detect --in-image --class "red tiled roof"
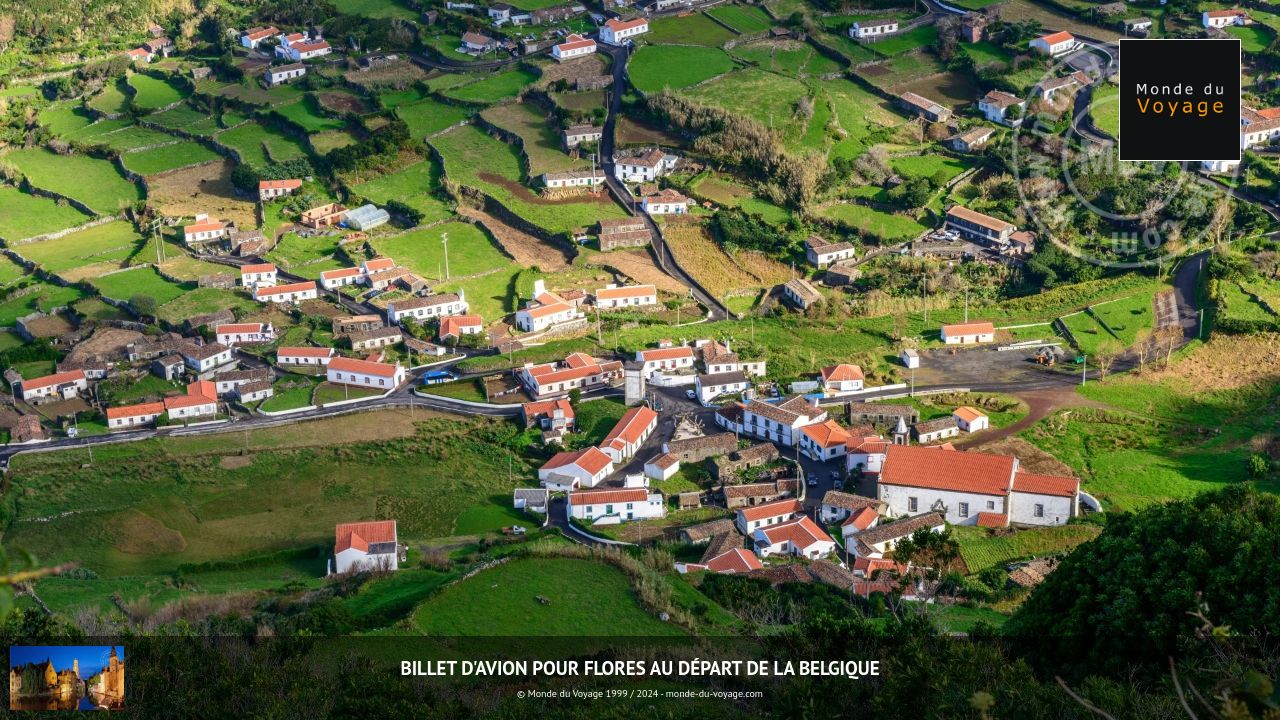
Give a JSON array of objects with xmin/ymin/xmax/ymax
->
[
  {"xmin": 184, "ymin": 221, "xmax": 226, "ymax": 234},
  {"xmin": 524, "ymin": 398, "xmax": 574, "ymax": 419},
  {"xmin": 842, "ymin": 506, "xmax": 880, "ymax": 531},
  {"xmin": 569, "ymin": 487, "xmax": 648, "ymax": 506},
  {"xmin": 335, "ymin": 520, "xmax": 396, "ymax": 554},
  {"xmin": 1037, "ymin": 30, "xmax": 1075, "ymax": 44},
  {"xmin": 321, "ymin": 267, "xmax": 362, "ymax": 280},
  {"xmin": 976, "ymin": 512, "xmax": 1008, "ymax": 528},
  {"xmin": 941, "ymin": 321, "xmax": 996, "ymax": 336},
  {"xmin": 543, "ymin": 447, "xmax": 613, "ymax": 475},
  {"xmin": 364, "ymin": 257, "xmax": 396, "ymax": 272},
  {"xmin": 639, "ymin": 346, "xmax": 693, "ymax": 362},
  {"xmin": 800, "ymin": 419, "xmax": 851, "ymax": 448},
  {"xmin": 256, "ymin": 281, "xmax": 316, "ymax": 298},
  {"xmin": 244, "ymin": 26, "xmax": 278, "ymax": 41},
  {"xmin": 601, "ymin": 406, "xmax": 658, "ymax": 448},
  {"xmin": 524, "ymin": 301, "xmax": 575, "ymax": 319},
  {"xmin": 821, "ymin": 364, "xmax": 864, "ymax": 383},
  {"xmin": 21, "ymin": 369, "xmax": 86, "ymax": 391},
  {"xmin": 953, "ymin": 406, "xmax": 987, "ymax": 423},
  {"xmin": 556, "ymin": 33, "xmax": 596, "ymax": 51},
  {"xmin": 1012, "ymin": 471, "xmax": 1079, "ymax": 497},
  {"xmin": 947, "ymin": 205, "xmax": 1015, "ymax": 233},
  {"xmin": 329, "ymin": 356, "xmax": 400, "ymax": 378},
  {"xmin": 292, "ymin": 40, "xmax": 330, "ymax": 53},
  {"xmin": 439, "ymin": 315, "xmax": 482, "ymax": 338},
  {"xmin": 853, "ymin": 556, "xmax": 905, "ymax": 578},
  {"xmin": 105, "ymin": 401, "xmax": 165, "ymax": 420},
  {"xmin": 605, "ymin": 17, "xmax": 648, "ymax": 32},
  {"xmin": 597, "ymin": 284, "xmax": 656, "ymax": 300},
  {"xmin": 217, "ymin": 323, "xmax": 266, "ymax": 334},
  {"xmin": 758, "ymin": 515, "xmax": 832, "ymax": 550},
  {"xmin": 278, "ymin": 346, "xmax": 333, "ymax": 358},
  {"xmin": 258, "ymin": 179, "xmax": 302, "ymax": 191},
  {"xmin": 705, "ymin": 548, "xmax": 762, "ymax": 574},
  {"xmin": 738, "ymin": 498, "xmax": 804, "ymax": 523},
  {"xmin": 1205, "ymin": 9, "xmax": 1247, "ymax": 18},
  {"xmin": 880, "ymin": 444, "xmax": 1015, "ymax": 496},
  {"xmin": 242, "ymin": 262, "xmax": 275, "ymax": 274}
]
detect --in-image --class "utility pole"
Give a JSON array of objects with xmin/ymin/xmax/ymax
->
[
  {"xmin": 1199, "ymin": 308, "xmax": 1204, "ymax": 340},
  {"xmin": 441, "ymin": 232, "xmax": 450, "ymax": 280},
  {"xmin": 964, "ymin": 289, "xmax": 969, "ymax": 323},
  {"xmin": 1081, "ymin": 355, "xmax": 1087, "ymax": 386}
]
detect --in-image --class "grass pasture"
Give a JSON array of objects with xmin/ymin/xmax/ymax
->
[
  {"xmin": 690, "ymin": 173, "xmax": 790, "ymax": 224},
  {"xmin": 0, "ymin": 284, "xmax": 87, "ymax": 326},
  {"xmin": 629, "ymin": 45, "xmax": 736, "ymax": 93},
  {"xmin": 440, "ymin": 68, "xmax": 537, "ymax": 104},
  {"xmin": 1, "ymin": 148, "xmax": 142, "ymax": 214},
  {"xmin": 953, "ymin": 524, "xmax": 1103, "ymax": 573},
  {"xmin": 146, "ymin": 103, "xmax": 225, "ymax": 136},
  {"xmin": 91, "ymin": 266, "xmax": 188, "ymax": 305},
  {"xmin": 12, "ymin": 220, "xmax": 142, "ymax": 279},
  {"xmin": 266, "ymin": 233, "xmax": 343, "ymax": 274},
  {"xmin": 414, "ymin": 557, "xmax": 682, "ymax": 636},
  {"xmin": 128, "ymin": 73, "xmax": 187, "ymax": 111},
  {"xmin": 646, "ymin": 13, "xmax": 737, "ymax": 46},
  {"xmin": 1090, "ymin": 81, "xmax": 1119, "ymax": 139},
  {"xmin": 482, "ymin": 102, "xmax": 586, "ymax": 175},
  {"xmin": 84, "ymin": 125, "xmax": 176, "ymax": 152},
  {"xmin": 0, "ymin": 186, "xmax": 92, "ymax": 241},
  {"xmin": 348, "ymin": 158, "xmax": 453, "ymax": 224},
  {"xmin": 1227, "ymin": 24, "xmax": 1273, "ymax": 53},
  {"xmin": 275, "ymin": 96, "xmax": 345, "ymax": 133},
  {"xmin": 819, "ymin": 202, "xmax": 929, "ymax": 242},
  {"xmin": 707, "ymin": 5, "xmax": 773, "ymax": 33},
  {"xmin": 332, "ymin": 0, "xmax": 418, "ymax": 19},
  {"xmin": 369, "ymin": 222, "xmax": 508, "ymax": 280},
  {"xmin": 121, "ymin": 141, "xmax": 220, "ymax": 175},
  {"xmin": 396, "ymin": 97, "xmax": 472, "ymax": 138},
  {"xmin": 215, "ymin": 121, "xmax": 309, "ymax": 167},
  {"xmin": 679, "ymin": 68, "xmax": 822, "ymax": 152}
]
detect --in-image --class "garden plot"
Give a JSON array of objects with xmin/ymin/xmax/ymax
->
[
  {"xmin": 690, "ymin": 173, "xmax": 791, "ymax": 225},
  {"xmin": 629, "ymin": 45, "xmax": 736, "ymax": 93},
  {"xmin": 0, "ymin": 186, "xmax": 92, "ymax": 241},
  {"xmin": 11, "ymin": 220, "xmax": 142, "ymax": 280},
  {"xmin": 1, "ymin": 148, "xmax": 142, "ymax": 214},
  {"xmin": 441, "ymin": 68, "xmax": 538, "ymax": 105},
  {"xmin": 396, "ymin": 97, "xmax": 472, "ymax": 138},
  {"xmin": 349, "ymin": 157, "xmax": 453, "ymax": 224},
  {"xmin": 122, "ymin": 141, "xmax": 221, "ymax": 176},
  {"xmin": 482, "ymin": 102, "xmax": 589, "ymax": 175},
  {"xmin": 215, "ymin": 121, "xmax": 309, "ymax": 167},
  {"xmin": 662, "ymin": 222, "xmax": 791, "ymax": 302},
  {"xmin": 146, "ymin": 103, "xmax": 226, "ymax": 136},
  {"xmin": 147, "ymin": 160, "xmax": 258, "ymax": 229},
  {"xmin": 369, "ymin": 222, "xmax": 510, "ymax": 280},
  {"xmin": 430, "ymin": 124, "xmax": 629, "ymax": 235},
  {"xmin": 707, "ymin": 4, "xmax": 773, "ymax": 34}
]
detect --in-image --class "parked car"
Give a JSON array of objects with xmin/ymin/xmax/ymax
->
[
  {"xmin": 806, "ymin": 477, "xmax": 818, "ymax": 487},
  {"xmin": 685, "ymin": 389, "xmax": 696, "ymax": 399}
]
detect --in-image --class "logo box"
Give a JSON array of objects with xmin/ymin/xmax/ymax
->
[{"xmin": 1118, "ymin": 38, "xmax": 1241, "ymax": 162}]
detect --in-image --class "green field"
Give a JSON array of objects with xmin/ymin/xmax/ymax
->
[
  {"xmin": 1, "ymin": 148, "xmax": 142, "ymax": 214},
  {"xmin": 819, "ymin": 202, "xmax": 929, "ymax": 242},
  {"xmin": 1227, "ymin": 24, "xmax": 1274, "ymax": 53},
  {"xmin": 1087, "ymin": 290, "xmax": 1157, "ymax": 348},
  {"xmin": 820, "ymin": 77, "xmax": 902, "ymax": 160},
  {"xmin": 128, "ymin": 73, "xmax": 188, "ymax": 111},
  {"xmin": 84, "ymin": 124, "xmax": 176, "ymax": 152},
  {"xmin": 430, "ymin": 124, "xmax": 629, "ymax": 234},
  {"xmin": 441, "ymin": 68, "xmax": 537, "ymax": 104},
  {"xmin": 38, "ymin": 103, "xmax": 96, "ymax": 137},
  {"xmin": 629, "ymin": 45, "xmax": 736, "ymax": 93},
  {"xmin": 122, "ymin": 141, "xmax": 221, "ymax": 175},
  {"xmin": 866, "ymin": 25, "xmax": 938, "ymax": 56},
  {"xmin": 0, "ymin": 185, "xmax": 92, "ymax": 241},
  {"xmin": 732, "ymin": 39, "xmax": 843, "ymax": 77},
  {"xmin": 2, "ymin": 413, "xmax": 540, "ymax": 577},
  {"xmin": 369, "ymin": 222, "xmax": 508, "ymax": 280},
  {"xmin": 414, "ymin": 557, "xmax": 683, "ymax": 636},
  {"xmin": 156, "ymin": 287, "xmax": 259, "ymax": 324},
  {"xmin": 679, "ymin": 68, "xmax": 821, "ymax": 151},
  {"xmin": 1090, "ymin": 81, "xmax": 1119, "ymax": 139},
  {"xmin": 215, "ymin": 122, "xmax": 309, "ymax": 167},
  {"xmin": 690, "ymin": 173, "xmax": 791, "ymax": 224},
  {"xmin": 0, "ymin": 283, "xmax": 87, "ymax": 326},
  {"xmin": 311, "ymin": 130, "xmax": 360, "ymax": 154},
  {"xmin": 91, "ymin": 266, "xmax": 188, "ymax": 305},
  {"xmin": 378, "ymin": 87, "xmax": 427, "ymax": 109},
  {"xmin": 482, "ymin": 102, "xmax": 588, "ymax": 175},
  {"xmin": 146, "ymin": 103, "xmax": 226, "ymax": 136},
  {"xmin": 707, "ymin": 4, "xmax": 774, "ymax": 33},
  {"xmin": 276, "ymin": 96, "xmax": 346, "ymax": 132},
  {"xmin": 88, "ymin": 80, "xmax": 131, "ymax": 115},
  {"xmin": 890, "ymin": 154, "xmax": 971, "ymax": 182},
  {"xmin": 647, "ymin": 13, "xmax": 737, "ymax": 46},
  {"xmin": 13, "ymin": 220, "xmax": 141, "ymax": 276},
  {"xmin": 395, "ymin": 97, "xmax": 473, "ymax": 138},
  {"xmin": 953, "ymin": 524, "xmax": 1103, "ymax": 573},
  {"xmin": 332, "ymin": 0, "xmax": 418, "ymax": 19},
  {"xmin": 266, "ymin": 233, "xmax": 344, "ymax": 275},
  {"xmin": 349, "ymin": 158, "xmax": 453, "ymax": 224}
]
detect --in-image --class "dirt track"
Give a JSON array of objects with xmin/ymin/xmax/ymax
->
[
  {"xmin": 957, "ymin": 388, "xmax": 1109, "ymax": 450},
  {"xmin": 456, "ymin": 206, "xmax": 570, "ymax": 270}
]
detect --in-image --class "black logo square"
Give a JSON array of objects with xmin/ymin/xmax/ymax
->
[{"xmin": 1118, "ymin": 39, "xmax": 1240, "ymax": 162}]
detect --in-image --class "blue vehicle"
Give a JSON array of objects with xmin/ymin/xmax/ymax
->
[{"xmin": 421, "ymin": 370, "xmax": 455, "ymax": 386}]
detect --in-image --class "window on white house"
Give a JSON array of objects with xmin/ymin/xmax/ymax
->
[
  {"xmin": 1034, "ymin": 504, "xmax": 1044, "ymax": 518},
  {"xmin": 986, "ymin": 500, "xmax": 995, "ymax": 510},
  {"xmin": 959, "ymin": 502, "xmax": 969, "ymax": 518},
  {"xmin": 908, "ymin": 497, "xmax": 917, "ymax": 512}
]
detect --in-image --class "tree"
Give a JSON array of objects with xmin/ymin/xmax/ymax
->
[
  {"xmin": 129, "ymin": 294, "xmax": 158, "ymax": 317},
  {"xmin": 1005, "ymin": 486, "xmax": 1280, "ymax": 681},
  {"xmin": 889, "ymin": 526, "xmax": 960, "ymax": 612}
]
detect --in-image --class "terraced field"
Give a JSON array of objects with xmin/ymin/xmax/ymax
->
[{"xmin": 0, "ymin": 148, "xmax": 142, "ymax": 214}]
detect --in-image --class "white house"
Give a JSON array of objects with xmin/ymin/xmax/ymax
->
[
  {"xmin": 180, "ymin": 342, "xmax": 234, "ymax": 373},
  {"xmin": 753, "ymin": 516, "xmax": 836, "ymax": 559},
  {"xmin": 641, "ymin": 189, "xmax": 690, "ymax": 215},
  {"xmin": 241, "ymin": 26, "xmax": 279, "ymax": 49},
  {"xmin": 552, "ymin": 33, "xmax": 596, "ymax": 61},
  {"xmin": 799, "ymin": 419, "xmax": 852, "ymax": 462},
  {"xmin": 695, "ymin": 370, "xmax": 749, "ymax": 405},
  {"xmin": 332, "ymin": 520, "xmax": 399, "ymax": 575},
  {"xmin": 734, "ymin": 498, "xmax": 804, "ymax": 535},
  {"xmin": 568, "ymin": 487, "xmax": 665, "ymax": 524},
  {"xmin": 614, "ymin": 148, "xmax": 676, "ymax": 183},
  {"xmin": 696, "ymin": 339, "xmax": 766, "ymax": 377},
  {"xmin": 600, "ymin": 17, "xmax": 649, "ymax": 46},
  {"xmin": 439, "ymin": 315, "xmax": 484, "ymax": 341},
  {"xmin": 845, "ymin": 431, "xmax": 891, "ymax": 475},
  {"xmin": 538, "ymin": 447, "xmax": 615, "ymax": 490},
  {"xmin": 1203, "ymin": 9, "xmax": 1248, "ymax": 28},
  {"xmin": 106, "ymin": 401, "xmax": 165, "ymax": 429},
  {"xmin": 258, "ymin": 179, "xmax": 302, "ymax": 202},
  {"xmin": 900, "ymin": 348, "xmax": 920, "ymax": 369},
  {"xmin": 1028, "ymin": 30, "xmax": 1078, "ymax": 56},
  {"xmin": 320, "ymin": 267, "xmax": 364, "ymax": 290},
  {"xmin": 635, "ymin": 345, "xmax": 695, "ymax": 377},
  {"xmin": 1202, "ymin": 158, "xmax": 1242, "ymax": 173},
  {"xmin": 543, "ymin": 169, "xmax": 606, "ymax": 189},
  {"xmin": 215, "ymin": 322, "xmax": 276, "ymax": 346},
  {"xmin": 644, "ymin": 452, "xmax": 680, "ymax": 481},
  {"xmin": 782, "ymin": 278, "xmax": 822, "ymax": 310},
  {"xmin": 276, "ymin": 33, "xmax": 331, "ymax": 61},
  {"xmin": 940, "ymin": 321, "xmax": 995, "ymax": 344},
  {"xmin": 562, "ymin": 124, "xmax": 602, "ymax": 149},
  {"xmin": 740, "ymin": 395, "xmax": 827, "ymax": 447},
  {"xmin": 255, "ymin": 281, "xmax": 318, "ymax": 304},
  {"xmin": 326, "ymin": 356, "xmax": 405, "ymax": 390},
  {"xmin": 488, "ymin": 2, "xmax": 513, "ymax": 22},
  {"xmin": 387, "ymin": 292, "xmax": 468, "ymax": 325},
  {"xmin": 979, "ymin": 90, "xmax": 1026, "ymax": 126},
  {"xmin": 850, "ymin": 18, "xmax": 899, "ymax": 39},
  {"xmin": 515, "ymin": 284, "xmax": 585, "ymax": 333},
  {"xmin": 805, "ymin": 236, "xmax": 857, "ymax": 268},
  {"xmin": 915, "ymin": 417, "xmax": 959, "ymax": 443},
  {"xmin": 599, "ymin": 405, "xmax": 659, "ymax": 463},
  {"xmin": 595, "ymin": 284, "xmax": 657, "ymax": 310},
  {"xmin": 953, "ymin": 406, "xmax": 989, "ymax": 433},
  {"xmin": 818, "ymin": 490, "xmax": 883, "ymax": 526},
  {"xmin": 266, "ymin": 63, "xmax": 306, "ymax": 86},
  {"xmin": 163, "ymin": 380, "xmax": 219, "ymax": 420},
  {"xmin": 877, "ymin": 444, "xmax": 1079, "ymax": 527},
  {"xmin": 277, "ymin": 346, "xmax": 335, "ymax": 367},
  {"xmin": 846, "ymin": 511, "xmax": 945, "ymax": 559},
  {"xmin": 819, "ymin": 363, "xmax": 864, "ymax": 394},
  {"xmin": 517, "ymin": 353, "xmax": 621, "ymax": 400},
  {"xmin": 1240, "ymin": 106, "xmax": 1280, "ymax": 150},
  {"xmin": 183, "ymin": 216, "xmax": 232, "ymax": 245},
  {"xmin": 19, "ymin": 369, "xmax": 88, "ymax": 402},
  {"xmin": 236, "ymin": 379, "xmax": 274, "ymax": 403}
]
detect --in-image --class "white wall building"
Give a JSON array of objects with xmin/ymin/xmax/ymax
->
[
  {"xmin": 595, "ymin": 284, "xmax": 657, "ymax": 310},
  {"xmin": 568, "ymin": 488, "xmax": 665, "ymax": 523},
  {"xmin": 600, "ymin": 17, "xmax": 649, "ymax": 46},
  {"xmin": 538, "ymin": 447, "xmax": 614, "ymax": 490},
  {"xmin": 332, "ymin": 520, "xmax": 399, "ymax": 575},
  {"xmin": 326, "ymin": 357, "xmax": 405, "ymax": 390}
]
